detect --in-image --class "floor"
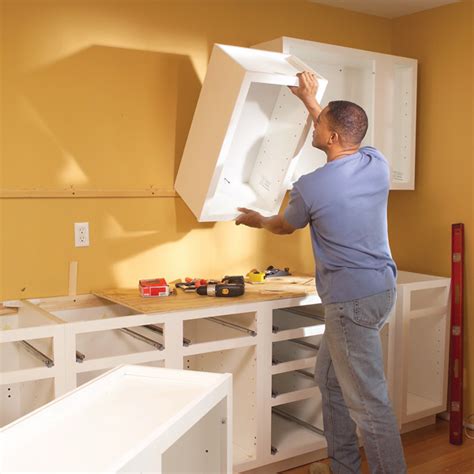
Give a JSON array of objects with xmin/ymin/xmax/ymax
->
[{"xmin": 282, "ymin": 420, "xmax": 474, "ymax": 473}]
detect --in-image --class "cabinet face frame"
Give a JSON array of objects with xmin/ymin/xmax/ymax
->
[
  {"xmin": 253, "ymin": 36, "xmax": 418, "ymax": 190},
  {"xmin": 0, "ymin": 303, "xmax": 67, "ymax": 426},
  {"xmin": 175, "ymin": 43, "xmax": 327, "ymax": 222}
]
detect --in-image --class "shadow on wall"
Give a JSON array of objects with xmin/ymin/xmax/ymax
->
[
  {"xmin": 23, "ymin": 44, "xmax": 201, "ymax": 188},
  {"xmin": 0, "ymin": 44, "xmax": 220, "ymax": 297},
  {"xmin": 21, "ymin": 44, "xmax": 214, "ymax": 234}
]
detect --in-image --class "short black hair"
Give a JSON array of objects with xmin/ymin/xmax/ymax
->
[{"xmin": 325, "ymin": 100, "xmax": 368, "ymax": 145}]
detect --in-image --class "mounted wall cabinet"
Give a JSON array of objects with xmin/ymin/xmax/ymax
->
[
  {"xmin": 254, "ymin": 37, "xmax": 418, "ymax": 190},
  {"xmin": 175, "ymin": 44, "xmax": 327, "ymax": 222}
]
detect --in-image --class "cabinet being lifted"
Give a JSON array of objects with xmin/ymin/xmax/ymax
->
[
  {"xmin": 175, "ymin": 44, "xmax": 328, "ymax": 222},
  {"xmin": 175, "ymin": 39, "xmax": 417, "ymax": 222}
]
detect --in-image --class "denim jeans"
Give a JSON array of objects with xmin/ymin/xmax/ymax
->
[{"xmin": 314, "ymin": 288, "xmax": 406, "ymax": 474}]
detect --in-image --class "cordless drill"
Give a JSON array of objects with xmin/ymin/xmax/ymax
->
[{"xmin": 196, "ymin": 275, "xmax": 245, "ymax": 297}]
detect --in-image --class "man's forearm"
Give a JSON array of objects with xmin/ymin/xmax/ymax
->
[
  {"xmin": 235, "ymin": 207, "xmax": 296, "ymax": 234},
  {"xmin": 261, "ymin": 215, "xmax": 295, "ymax": 235},
  {"xmin": 304, "ymin": 98, "xmax": 322, "ymax": 122}
]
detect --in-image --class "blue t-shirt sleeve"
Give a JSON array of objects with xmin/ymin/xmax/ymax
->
[{"xmin": 284, "ymin": 185, "xmax": 310, "ymax": 229}]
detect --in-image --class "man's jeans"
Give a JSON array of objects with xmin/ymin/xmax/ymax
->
[{"xmin": 314, "ymin": 288, "xmax": 406, "ymax": 474}]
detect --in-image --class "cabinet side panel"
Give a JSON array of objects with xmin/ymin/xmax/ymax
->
[
  {"xmin": 175, "ymin": 46, "xmax": 245, "ymax": 220},
  {"xmin": 161, "ymin": 399, "xmax": 227, "ymax": 473}
]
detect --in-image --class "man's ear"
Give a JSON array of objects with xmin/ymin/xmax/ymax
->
[{"xmin": 328, "ymin": 131, "xmax": 339, "ymax": 145}]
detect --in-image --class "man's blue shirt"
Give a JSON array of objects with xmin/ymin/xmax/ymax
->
[{"xmin": 284, "ymin": 146, "xmax": 397, "ymax": 304}]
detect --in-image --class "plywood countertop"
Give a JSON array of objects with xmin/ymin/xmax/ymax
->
[{"xmin": 95, "ymin": 276, "xmax": 318, "ymax": 314}]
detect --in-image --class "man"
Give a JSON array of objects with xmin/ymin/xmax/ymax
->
[{"xmin": 236, "ymin": 72, "xmax": 406, "ymax": 474}]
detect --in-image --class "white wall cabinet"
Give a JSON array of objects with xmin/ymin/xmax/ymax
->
[
  {"xmin": 0, "ymin": 365, "xmax": 232, "ymax": 473},
  {"xmin": 175, "ymin": 44, "xmax": 327, "ymax": 222},
  {"xmin": 176, "ymin": 39, "xmax": 417, "ymax": 223},
  {"xmin": 253, "ymin": 37, "xmax": 418, "ymax": 190},
  {"xmin": 0, "ymin": 271, "xmax": 449, "ymax": 473}
]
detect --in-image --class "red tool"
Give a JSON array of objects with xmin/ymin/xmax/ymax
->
[
  {"xmin": 176, "ymin": 277, "xmax": 213, "ymax": 292},
  {"xmin": 139, "ymin": 278, "xmax": 170, "ymax": 297},
  {"xmin": 185, "ymin": 277, "xmax": 208, "ymax": 288},
  {"xmin": 449, "ymin": 223, "xmax": 464, "ymax": 445}
]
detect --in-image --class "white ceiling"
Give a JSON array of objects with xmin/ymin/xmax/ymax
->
[{"xmin": 309, "ymin": 0, "xmax": 460, "ymax": 18}]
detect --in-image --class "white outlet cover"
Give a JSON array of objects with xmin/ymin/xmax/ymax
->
[{"xmin": 74, "ymin": 222, "xmax": 90, "ymax": 247}]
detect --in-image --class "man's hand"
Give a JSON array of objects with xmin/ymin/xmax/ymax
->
[
  {"xmin": 289, "ymin": 71, "xmax": 319, "ymax": 106},
  {"xmin": 235, "ymin": 207, "xmax": 263, "ymax": 228}
]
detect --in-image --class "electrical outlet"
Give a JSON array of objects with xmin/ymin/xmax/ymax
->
[{"xmin": 74, "ymin": 222, "xmax": 90, "ymax": 247}]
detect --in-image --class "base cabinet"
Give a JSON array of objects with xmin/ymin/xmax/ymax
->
[
  {"xmin": 0, "ymin": 271, "xmax": 450, "ymax": 472},
  {"xmin": 394, "ymin": 271, "xmax": 451, "ymax": 424},
  {"xmin": 1, "ymin": 365, "xmax": 232, "ymax": 473}
]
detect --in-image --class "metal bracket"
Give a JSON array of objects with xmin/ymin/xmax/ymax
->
[
  {"xmin": 120, "ymin": 328, "xmax": 164, "ymax": 350},
  {"xmin": 272, "ymin": 407, "xmax": 324, "ymax": 436},
  {"xmin": 207, "ymin": 317, "xmax": 257, "ymax": 337},
  {"xmin": 290, "ymin": 339, "xmax": 320, "ymax": 351},
  {"xmin": 143, "ymin": 324, "xmax": 191, "ymax": 347},
  {"xmin": 18, "ymin": 341, "xmax": 54, "ymax": 368}
]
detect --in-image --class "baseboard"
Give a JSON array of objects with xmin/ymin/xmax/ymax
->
[
  {"xmin": 401, "ymin": 415, "xmax": 436, "ymax": 434},
  {"xmin": 436, "ymin": 411, "xmax": 474, "ymax": 430}
]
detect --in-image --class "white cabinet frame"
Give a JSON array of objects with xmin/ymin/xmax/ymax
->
[
  {"xmin": 0, "ymin": 270, "xmax": 450, "ymax": 472},
  {"xmin": 253, "ymin": 37, "xmax": 418, "ymax": 190},
  {"xmin": 175, "ymin": 43, "xmax": 327, "ymax": 222},
  {"xmin": 394, "ymin": 272, "xmax": 451, "ymax": 424},
  {"xmin": 1, "ymin": 365, "xmax": 232, "ymax": 473}
]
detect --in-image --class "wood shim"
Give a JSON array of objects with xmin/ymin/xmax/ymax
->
[{"xmin": 69, "ymin": 261, "xmax": 78, "ymax": 297}]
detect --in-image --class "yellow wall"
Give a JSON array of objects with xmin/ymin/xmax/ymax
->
[
  {"xmin": 390, "ymin": 0, "xmax": 473, "ymax": 419},
  {"xmin": 0, "ymin": 0, "xmax": 391, "ymax": 299},
  {"xmin": 0, "ymin": 0, "xmax": 473, "ymax": 415}
]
